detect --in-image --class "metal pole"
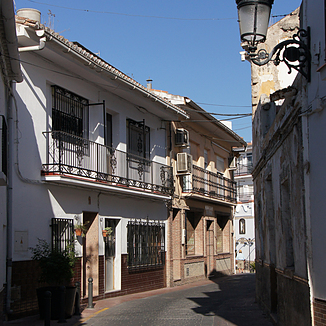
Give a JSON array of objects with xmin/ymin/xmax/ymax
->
[{"xmin": 87, "ymin": 277, "xmax": 94, "ymax": 308}]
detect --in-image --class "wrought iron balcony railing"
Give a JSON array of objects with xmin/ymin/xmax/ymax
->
[
  {"xmin": 237, "ymin": 192, "xmax": 254, "ymax": 203},
  {"xmin": 42, "ymin": 131, "xmax": 173, "ymax": 196},
  {"xmin": 181, "ymin": 165, "xmax": 237, "ymax": 203},
  {"xmin": 234, "ymin": 163, "xmax": 253, "ymax": 176}
]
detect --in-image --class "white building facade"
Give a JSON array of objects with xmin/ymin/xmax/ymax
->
[
  {"xmin": 0, "ymin": 1, "xmax": 23, "ymax": 323},
  {"xmin": 234, "ymin": 144, "xmax": 255, "ymax": 271},
  {"xmin": 5, "ymin": 8, "xmax": 188, "ymax": 318}
]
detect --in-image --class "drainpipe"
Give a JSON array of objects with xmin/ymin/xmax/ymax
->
[
  {"xmin": 18, "ymin": 30, "xmax": 46, "ymax": 53},
  {"xmin": 6, "ymin": 86, "xmax": 14, "ymax": 316}
]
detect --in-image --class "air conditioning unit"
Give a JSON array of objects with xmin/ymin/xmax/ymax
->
[
  {"xmin": 176, "ymin": 153, "xmax": 193, "ymax": 174},
  {"xmin": 228, "ymin": 156, "xmax": 237, "ymax": 170},
  {"xmin": 175, "ymin": 128, "xmax": 189, "ymax": 147}
]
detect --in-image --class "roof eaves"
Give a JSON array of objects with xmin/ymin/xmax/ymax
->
[{"xmin": 15, "ymin": 17, "xmax": 188, "ymax": 119}]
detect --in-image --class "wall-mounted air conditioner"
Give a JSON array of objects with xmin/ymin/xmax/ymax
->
[
  {"xmin": 228, "ymin": 156, "xmax": 237, "ymax": 170},
  {"xmin": 175, "ymin": 128, "xmax": 189, "ymax": 147},
  {"xmin": 176, "ymin": 153, "xmax": 193, "ymax": 174}
]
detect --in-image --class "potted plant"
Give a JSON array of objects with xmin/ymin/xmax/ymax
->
[
  {"xmin": 74, "ymin": 221, "xmax": 89, "ymax": 237},
  {"xmin": 30, "ymin": 239, "xmax": 77, "ymax": 320},
  {"xmin": 102, "ymin": 226, "xmax": 113, "ymax": 238}
]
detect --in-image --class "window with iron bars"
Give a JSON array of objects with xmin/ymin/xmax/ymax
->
[
  {"xmin": 51, "ymin": 218, "xmax": 74, "ymax": 252},
  {"xmin": 127, "ymin": 219, "xmax": 165, "ymax": 270},
  {"xmin": 127, "ymin": 119, "xmax": 150, "ymax": 159},
  {"xmin": 52, "ymin": 85, "xmax": 89, "ymax": 139}
]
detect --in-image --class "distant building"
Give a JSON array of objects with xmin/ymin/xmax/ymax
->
[
  {"xmin": 151, "ymin": 89, "xmax": 246, "ymax": 285},
  {"xmin": 234, "ymin": 143, "xmax": 255, "ymax": 271}
]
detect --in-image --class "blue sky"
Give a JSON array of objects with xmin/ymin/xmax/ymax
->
[{"xmin": 14, "ymin": 0, "xmax": 301, "ymax": 142}]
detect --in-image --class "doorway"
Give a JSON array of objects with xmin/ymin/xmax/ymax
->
[{"xmin": 105, "ymin": 219, "xmax": 119, "ymax": 292}]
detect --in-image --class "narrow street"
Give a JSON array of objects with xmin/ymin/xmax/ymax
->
[{"xmin": 81, "ymin": 274, "xmax": 272, "ymax": 326}]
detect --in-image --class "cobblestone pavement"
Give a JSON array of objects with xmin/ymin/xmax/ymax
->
[
  {"xmin": 82, "ymin": 274, "xmax": 272, "ymax": 326},
  {"xmin": 4, "ymin": 274, "xmax": 272, "ymax": 326}
]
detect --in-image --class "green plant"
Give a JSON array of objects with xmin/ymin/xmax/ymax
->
[
  {"xmin": 103, "ymin": 226, "xmax": 113, "ymax": 236},
  {"xmin": 30, "ymin": 239, "xmax": 77, "ymax": 286},
  {"xmin": 74, "ymin": 221, "xmax": 89, "ymax": 237},
  {"xmin": 250, "ymin": 261, "xmax": 256, "ymax": 271}
]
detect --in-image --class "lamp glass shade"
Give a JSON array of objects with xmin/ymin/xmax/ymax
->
[{"xmin": 238, "ymin": 2, "xmax": 271, "ymax": 45}]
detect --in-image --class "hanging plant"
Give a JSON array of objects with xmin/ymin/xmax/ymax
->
[
  {"xmin": 102, "ymin": 226, "xmax": 113, "ymax": 238},
  {"xmin": 74, "ymin": 221, "xmax": 89, "ymax": 237}
]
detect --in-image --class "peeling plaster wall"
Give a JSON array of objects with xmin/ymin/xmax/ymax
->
[
  {"xmin": 250, "ymin": 8, "xmax": 312, "ymax": 324},
  {"xmin": 250, "ymin": 8, "xmax": 300, "ymax": 117},
  {"xmin": 252, "ymin": 78, "xmax": 311, "ymax": 325}
]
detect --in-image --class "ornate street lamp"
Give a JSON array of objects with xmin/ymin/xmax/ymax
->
[{"xmin": 235, "ymin": 0, "xmax": 311, "ymax": 81}]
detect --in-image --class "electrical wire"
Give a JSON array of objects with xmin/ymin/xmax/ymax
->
[
  {"xmin": 26, "ymin": 0, "xmax": 236, "ymax": 21},
  {"xmin": 197, "ymin": 102, "xmax": 251, "ymax": 108},
  {"xmin": 5, "ymin": 53, "xmax": 252, "ymax": 119},
  {"xmin": 25, "ymin": 0, "xmax": 293, "ymax": 22}
]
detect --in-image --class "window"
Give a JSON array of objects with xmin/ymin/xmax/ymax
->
[
  {"xmin": 106, "ymin": 113, "xmax": 112, "ymax": 148},
  {"xmin": 239, "ymin": 218, "xmax": 246, "ymax": 234},
  {"xmin": 216, "ymin": 214, "xmax": 229, "ymax": 253},
  {"xmin": 204, "ymin": 149, "xmax": 208, "ymax": 169},
  {"xmin": 127, "ymin": 219, "xmax": 165, "ymax": 269},
  {"xmin": 127, "ymin": 119, "xmax": 150, "ymax": 159},
  {"xmin": 216, "ymin": 155, "xmax": 224, "ymax": 173},
  {"xmin": 52, "ymin": 85, "xmax": 89, "ymax": 138},
  {"xmin": 186, "ymin": 211, "xmax": 201, "ymax": 256},
  {"xmin": 246, "ymin": 153, "xmax": 253, "ymax": 173},
  {"xmin": 51, "ymin": 218, "xmax": 74, "ymax": 252}
]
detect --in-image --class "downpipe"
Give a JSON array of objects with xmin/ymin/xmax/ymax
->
[{"xmin": 18, "ymin": 30, "xmax": 46, "ymax": 53}]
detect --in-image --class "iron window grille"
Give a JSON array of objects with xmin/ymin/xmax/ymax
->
[
  {"xmin": 127, "ymin": 118, "xmax": 150, "ymax": 159},
  {"xmin": 52, "ymin": 85, "xmax": 89, "ymax": 140},
  {"xmin": 51, "ymin": 218, "xmax": 74, "ymax": 252},
  {"xmin": 127, "ymin": 218, "xmax": 165, "ymax": 270}
]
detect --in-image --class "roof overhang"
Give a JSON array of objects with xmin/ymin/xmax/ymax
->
[
  {"xmin": 1, "ymin": 0, "xmax": 22, "ymax": 82},
  {"xmin": 181, "ymin": 99, "xmax": 247, "ymax": 148},
  {"xmin": 15, "ymin": 20, "xmax": 189, "ymax": 121}
]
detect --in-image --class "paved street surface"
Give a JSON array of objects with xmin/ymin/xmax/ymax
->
[
  {"xmin": 83, "ymin": 274, "xmax": 272, "ymax": 326},
  {"xmin": 5, "ymin": 274, "xmax": 272, "ymax": 326}
]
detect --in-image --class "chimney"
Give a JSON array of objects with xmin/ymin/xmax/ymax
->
[
  {"xmin": 17, "ymin": 8, "xmax": 41, "ymax": 24},
  {"xmin": 146, "ymin": 78, "xmax": 152, "ymax": 90}
]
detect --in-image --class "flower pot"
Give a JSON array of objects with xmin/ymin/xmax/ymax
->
[
  {"xmin": 75, "ymin": 228, "xmax": 82, "ymax": 237},
  {"xmin": 102, "ymin": 230, "xmax": 107, "ymax": 237},
  {"xmin": 37, "ymin": 286, "xmax": 77, "ymax": 320}
]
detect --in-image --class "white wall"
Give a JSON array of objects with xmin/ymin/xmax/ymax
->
[
  {"xmin": 12, "ymin": 44, "xmax": 170, "ymax": 265},
  {"xmin": 305, "ymin": 0, "xmax": 326, "ymax": 300}
]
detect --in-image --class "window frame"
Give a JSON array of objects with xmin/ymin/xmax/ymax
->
[
  {"xmin": 52, "ymin": 85, "xmax": 89, "ymax": 139},
  {"xmin": 51, "ymin": 218, "xmax": 74, "ymax": 253},
  {"xmin": 127, "ymin": 219, "xmax": 165, "ymax": 270},
  {"xmin": 127, "ymin": 119, "xmax": 150, "ymax": 160},
  {"xmin": 239, "ymin": 218, "xmax": 246, "ymax": 235}
]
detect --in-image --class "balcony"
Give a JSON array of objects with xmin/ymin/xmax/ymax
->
[
  {"xmin": 42, "ymin": 131, "xmax": 173, "ymax": 196},
  {"xmin": 181, "ymin": 165, "xmax": 237, "ymax": 204},
  {"xmin": 234, "ymin": 163, "xmax": 253, "ymax": 176}
]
